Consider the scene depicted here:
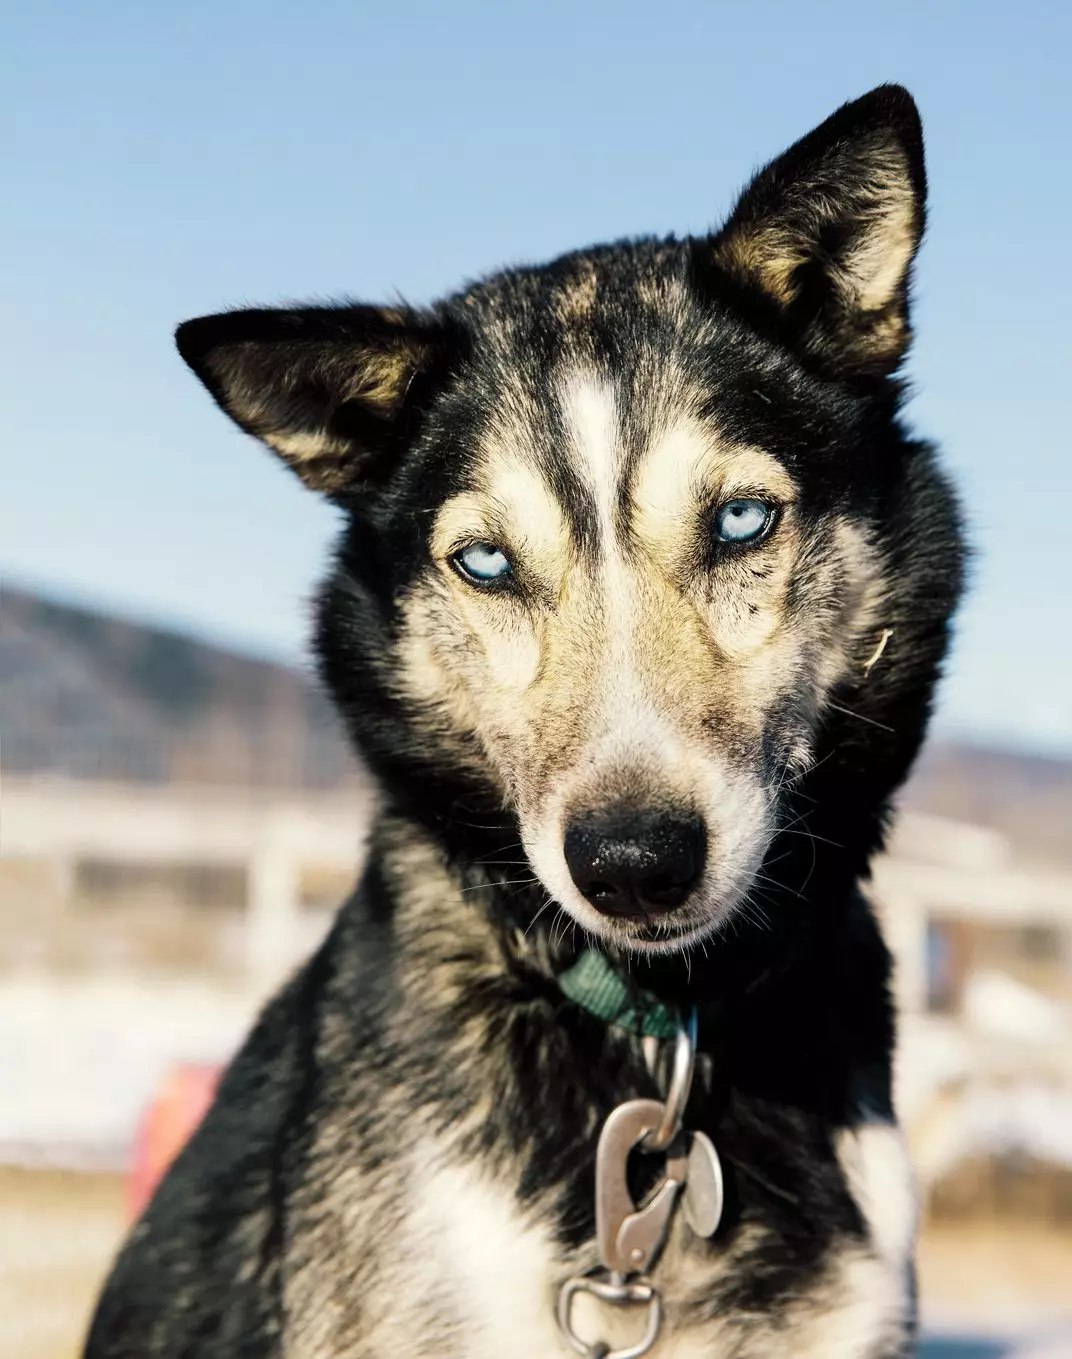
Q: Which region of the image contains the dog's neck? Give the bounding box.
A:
[356,804,896,1129]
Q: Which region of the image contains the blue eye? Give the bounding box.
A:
[714,499,773,544]
[452,542,514,586]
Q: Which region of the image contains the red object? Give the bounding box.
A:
[128,1063,222,1220]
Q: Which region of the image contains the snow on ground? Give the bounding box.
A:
[0,972,260,1164]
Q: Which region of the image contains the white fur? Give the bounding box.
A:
[836,1120,918,1269]
[560,371,621,547]
[401,1156,565,1356]
[355,1138,910,1357]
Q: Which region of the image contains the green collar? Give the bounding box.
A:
[556,948,680,1040]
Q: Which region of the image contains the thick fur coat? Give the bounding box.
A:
[86,85,964,1358]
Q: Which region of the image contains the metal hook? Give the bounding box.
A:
[595,1098,688,1276]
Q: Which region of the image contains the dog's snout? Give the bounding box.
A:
[563,810,706,916]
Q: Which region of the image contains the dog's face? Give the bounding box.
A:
[179,86,946,953]
[391,327,888,953]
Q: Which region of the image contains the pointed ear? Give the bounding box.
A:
[708,85,926,376]
[175,304,455,495]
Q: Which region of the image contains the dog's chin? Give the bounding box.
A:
[586,919,707,956]
[573,895,741,955]
[532,872,750,957]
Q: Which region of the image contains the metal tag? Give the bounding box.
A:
[682,1130,724,1239]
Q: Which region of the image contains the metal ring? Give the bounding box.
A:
[557,1274,663,1359]
[641,1005,697,1152]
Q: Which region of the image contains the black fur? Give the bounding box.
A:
[87,86,963,1357]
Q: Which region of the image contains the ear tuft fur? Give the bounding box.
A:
[176,305,451,495]
[709,85,926,375]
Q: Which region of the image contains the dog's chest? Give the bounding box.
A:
[304,1125,914,1359]
[383,1154,716,1359]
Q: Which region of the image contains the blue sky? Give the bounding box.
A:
[3,0,1070,752]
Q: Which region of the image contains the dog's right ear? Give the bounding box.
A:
[707,85,926,377]
[175,305,455,496]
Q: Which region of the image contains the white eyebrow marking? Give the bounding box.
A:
[558,369,620,547]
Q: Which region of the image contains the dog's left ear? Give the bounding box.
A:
[176,304,455,496]
[708,84,926,376]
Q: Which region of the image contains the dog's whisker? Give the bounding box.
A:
[458,876,537,894]
[826,701,896,735]
[522,894,554,939]
[749,871,806,903]
[776,826,844,851]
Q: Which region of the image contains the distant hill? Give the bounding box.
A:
[905,740,1072,869]
[3,586,1070,863]
[1,586,356,788]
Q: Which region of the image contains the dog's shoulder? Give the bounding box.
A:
[84,921,352,1357]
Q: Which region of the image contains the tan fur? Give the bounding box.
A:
[393,356,884,951]
[636,272,691,320]
[714,137,918,364]
[228,333,431,487]
[554,263,600,324]
[351,345,419,413]
[261,426,353,468]
[716,229,805,309]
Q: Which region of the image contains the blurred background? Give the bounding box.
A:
[2,2,1070,1356]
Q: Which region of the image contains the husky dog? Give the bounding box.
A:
[86,85,963,1357]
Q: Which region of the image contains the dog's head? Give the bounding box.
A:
[178,86,962,954]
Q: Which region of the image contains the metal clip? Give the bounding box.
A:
[595,1098,688,1275]
[556,1274,663,1359]
[557,1007,698,1357]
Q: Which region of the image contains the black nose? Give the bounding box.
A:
[563,811,706,916]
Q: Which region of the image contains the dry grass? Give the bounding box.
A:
[0,1168,125,1359]
[919,1220,1072,1326]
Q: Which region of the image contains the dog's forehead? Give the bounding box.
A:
[446,364,797,566]
[426,251,816,561]
[443,244,868,494]
[456,244,702,373]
